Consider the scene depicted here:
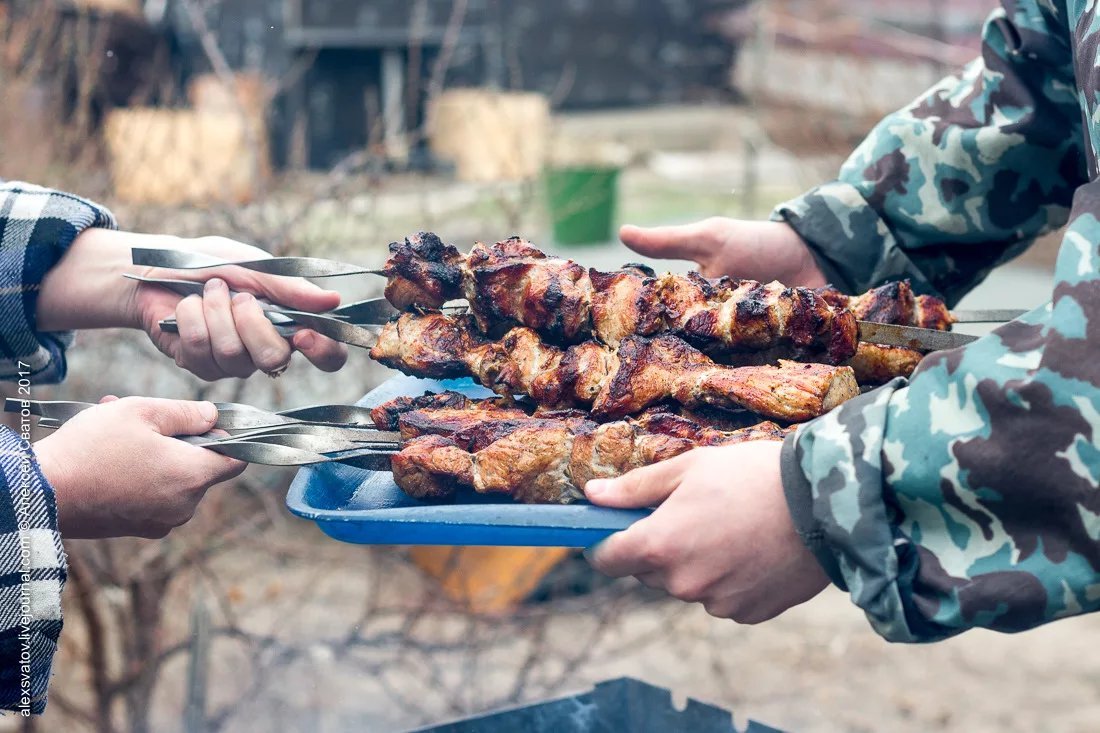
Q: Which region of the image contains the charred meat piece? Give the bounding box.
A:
[397,406,532,442]
[657,273,857,364]
[464,237,594,343]
[846,344,925,386]
[369,390,527,434]
[588,267,665,346]
[390,434,473,501]
[369,390,476,431]
[370,313,859,422]
[816,281,955,383]
[392,411,791,504]
[383,232,466,310]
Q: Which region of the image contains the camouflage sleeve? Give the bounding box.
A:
[781,180,1100,643]
[770,0,1086,307]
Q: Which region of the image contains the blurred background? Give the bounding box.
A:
[0,1,1087,731]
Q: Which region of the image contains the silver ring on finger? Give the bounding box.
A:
[263,357,292,379]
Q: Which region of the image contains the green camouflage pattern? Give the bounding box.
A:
[774,0,1100,642]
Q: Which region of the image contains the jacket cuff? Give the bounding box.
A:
[780,430,847,590]
[770,181,938,298]
[0,182,118,384]
[0,425,66,714]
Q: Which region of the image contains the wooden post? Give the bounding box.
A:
[381,48,408,163]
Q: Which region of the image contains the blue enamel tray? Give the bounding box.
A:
[285,375,650,547]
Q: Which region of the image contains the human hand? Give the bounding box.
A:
[37,228,349,380]
[619,218,827,287]
[584,441,829,623]
[33,396,246,539]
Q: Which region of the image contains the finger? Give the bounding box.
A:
[121,397,219,436]
[185,444,248,484]
[619,221,720,262]
[585,516,667,577]
[174,295,222,381]
[584,451,694,508]
[291,330,349,373]
[231,293,293,373]
[98,395,120,404]
[202,278,254,378]
[213,267,341,314]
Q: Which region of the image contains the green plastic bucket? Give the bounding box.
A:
[545,166,620,246]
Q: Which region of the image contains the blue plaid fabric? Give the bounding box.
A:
[0,181,117,383]
[0,180,115,713]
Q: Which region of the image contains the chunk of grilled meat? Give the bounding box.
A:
[815,281,955,384]
[391,412,791,504]
[382,232,466,310]
[845,344,925,385]
[381,233,858,363]
[398,406,532,442]
[816,281,954,330]
[369,390,486,431]
[370,313,859,422]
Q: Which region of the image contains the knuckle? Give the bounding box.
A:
[212,338,246,361]
[666,574,709,603]
[254,346,290,370]
[637,532,675,569]
[117,396,153,420]
[181,328,209,352]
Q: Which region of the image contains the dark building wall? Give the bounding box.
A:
[167,0,741,169]
[503,0,743,108]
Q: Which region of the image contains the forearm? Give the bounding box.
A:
[783,181,1100,642]
[37,228,179,331]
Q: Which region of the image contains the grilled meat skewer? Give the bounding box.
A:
[391,409,792,503]
[369,391,763,436]
[383,233,859,363]
[369,313,859,422]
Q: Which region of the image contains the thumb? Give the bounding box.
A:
[128,398,219,437]
[584,451,692,508]
[619,221,722,263]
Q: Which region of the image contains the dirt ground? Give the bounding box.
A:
[47,521,1100,733]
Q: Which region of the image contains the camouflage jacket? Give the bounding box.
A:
[772,1,1100,642]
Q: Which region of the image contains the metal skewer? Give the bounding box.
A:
[949,309,1027,323]
[5,399,398,442]
[132,248,384,278]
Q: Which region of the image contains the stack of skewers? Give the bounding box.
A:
[17,232,996,506]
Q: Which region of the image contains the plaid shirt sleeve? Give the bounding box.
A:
[0,180,118,384]
[0,425,66,714]
[0,180,114,713]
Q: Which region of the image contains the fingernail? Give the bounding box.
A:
[233,292,254,306]
[204,278,226,294]
[585,479,609,497]
[296,332,315,350]
[198,401,218,423]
